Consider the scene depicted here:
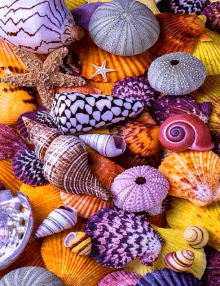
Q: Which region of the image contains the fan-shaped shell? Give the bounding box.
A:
[202,2,220,34]
[98,271,141,286]
[64,231,92,255]
[165,250,195,272]
[0,267,64,286]
[184,226,209,248]
[66,0,86,10]
[148,52,206,95]
[87,81,114,95]
[0,160,22,192]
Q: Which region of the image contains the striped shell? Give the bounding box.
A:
[64,231,92,255]
[98,271,141,286]
[184,226,209,249]
[148,52,206,95]
[0,267,64,286]
[165,250,195,272]
[34,206,77,238]
[89,0,160,56]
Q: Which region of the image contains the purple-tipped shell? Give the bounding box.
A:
[202,2,220,34]
[98,271,141,286]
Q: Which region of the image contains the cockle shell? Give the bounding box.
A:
[159,114,214,152]
[51,92,143,135]
[34,206,77,238]
[184,226,209,248]
[148,52,206,95]
[0,0,84,54]
[202,2,220,34]
[159,151,220,207]
[0,267,64,286]
[165,250,195,272]
[79,134,126,157]
[0,190,34,270]
[111,165,169,213]
[98,271,141,286]
[64,231,92,255]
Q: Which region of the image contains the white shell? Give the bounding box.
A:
[88,0,160,56]
[79,134,126,157]
[0,190,34,270]
[0,0,77,54]
[34,206,77,238]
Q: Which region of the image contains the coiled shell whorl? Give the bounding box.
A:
[165,250,195,272]
[184,226,209,249]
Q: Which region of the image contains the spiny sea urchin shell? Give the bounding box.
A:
[202,2,220,34]
[157,0,210,14]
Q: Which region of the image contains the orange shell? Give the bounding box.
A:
[87,80,115,95]
[54,84,102,95]
[0,159,22,192]
[147,213,167,228]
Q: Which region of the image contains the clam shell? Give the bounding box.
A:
[0,160,22,192]
[183,225,209,248]
[164,250,195,272]
[0,190,34,270]
[64,231,92,255]
[98,271,141,286]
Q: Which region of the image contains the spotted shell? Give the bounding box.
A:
[165,250,195,272]
[64,231,92,255]
[148,52,206,95]
[184,226,209,249]
[202,2,220,34]
[98,271,141,286]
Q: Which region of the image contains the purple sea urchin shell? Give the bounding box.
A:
[111,76,157,109]
[111,166,169,213]
[202,2,220,34]
[98,271,141,286]
[201,247,220,285]
[59,51,81,76]
[85,206,164,269]
[150,95,212,125]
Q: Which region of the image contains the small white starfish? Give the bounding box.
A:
[90,59,116,82]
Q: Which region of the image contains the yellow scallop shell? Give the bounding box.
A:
[65,0,86,10]
[0,159,22,192]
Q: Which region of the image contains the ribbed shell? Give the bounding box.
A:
[148,52,206,95]
[201,247,220,286]
[202,2,220,34]
[99,271,141,286]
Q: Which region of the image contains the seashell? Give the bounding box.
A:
[164,250,195,272]
[89,0,160,57]
[79,134,126,157]
[98,271,141,286]
[159,151,220,207]
[85,206,164,268]
[51,92,144,135]
[0,267,64,286]
[0,190,34,270]
[148,52,206,96]
[201,247,220,286]
[34,206,77,238]
[146,196,171,218]
[65,0,86,10]
[87,81,114,95]
[150,95,212,125]
[0,0,84,54]
[59,51,81,76]
[0,160,22,192]
[111,76,157,109]
[135,268,202,286]
[24,119,112,201]
[183,226,209,248]
[211,132,220,156]
[149,14,211,56]
[159,114,214,152]
[202,2,220,34]
[55,83,102,95]
[111,165,169,213]
[64,231,92,255]
[0,182,4,191]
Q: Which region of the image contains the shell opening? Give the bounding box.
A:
[58,206,77,213]
[64,232,77,247]
[135,177,146,185]
[113,136,126,154]
[170,60,179,65]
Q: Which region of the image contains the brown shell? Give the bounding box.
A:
[147,213,167,228]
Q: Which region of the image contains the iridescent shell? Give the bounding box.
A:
[0,190,34,270]
[0,267,64,286]
[165,250,195,272]
[111,165,169,213]
[201,247,220,286]
[202,2,220,34]
[85,206,164,268]
[64,231,92,255]
[148,52,206,95]
[184,226,209,248]
[89,0,160,56]
[98,271,141,286]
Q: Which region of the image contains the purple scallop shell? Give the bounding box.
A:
[202,2,220,34]
[71,2,103,30]
[98,271,141,286]
[201,247,220,286]
[150,95,212,125]
[211,132,220,156]
[59,51,81,76]
[111,76,157,109]
[12,149,47,187]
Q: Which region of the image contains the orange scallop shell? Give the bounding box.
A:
[0,159,22,192]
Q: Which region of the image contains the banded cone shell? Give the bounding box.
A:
[165,250,195,272]
[34,206,77,238]
[64,231,92,255]
[184,226,209,249]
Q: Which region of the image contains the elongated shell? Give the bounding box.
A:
[64,232,92,255]
[34,206,77,238]
[0,267,64,286]
[165,250,195,272]
[89,0,160,56]
[184,226,209,249]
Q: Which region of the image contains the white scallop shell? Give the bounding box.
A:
[88,0,160,56]
[0,190,34,270]
[34,206,77,238]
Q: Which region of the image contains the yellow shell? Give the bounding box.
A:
[64,231,92,255]
[65,0,86,10]
[164,250,195,272]
[183,226,209,249]
[159,151,220,207]
[0,159,22,192]
[124,225,206,279]
[166,197,220,250]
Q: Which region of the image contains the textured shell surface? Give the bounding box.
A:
[64,231,92,255]
[201,247,220,286]
[0,0,78,54]
[0,267,64,286]
[111,165,169,213]
[183,225,209,248]
[202,2,220,34]
[34,205,77,238]
[0,191,34,270]
[88,0,160,56]
[51,92,144,135]
[148,52,206,95]
[211,132,220,156]
[98,271,141,286]
[164,250,195,272]
[85,206,164,268]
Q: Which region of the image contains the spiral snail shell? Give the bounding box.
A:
[64,231,92,256]
[159,114,214,152]
[184,226,209,249]
[164,250,195,272]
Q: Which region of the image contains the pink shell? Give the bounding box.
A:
[98,271,141,286]
[159,114,214,152]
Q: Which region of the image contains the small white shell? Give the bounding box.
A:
[34,206,77,238]
[79,134,126,157]
[183,226,209,249]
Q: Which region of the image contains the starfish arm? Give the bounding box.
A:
[51,73,86,87]
[1,73,39,87]
[13,47,43,71]
[36,82,55,110]
[43,47,69,74]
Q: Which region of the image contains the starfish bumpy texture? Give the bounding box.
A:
[1,47,86,109]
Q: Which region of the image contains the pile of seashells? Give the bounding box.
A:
[0,0,219,285]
